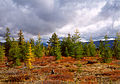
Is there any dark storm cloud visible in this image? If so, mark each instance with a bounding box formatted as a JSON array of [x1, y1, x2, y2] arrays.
[[99, 0, 120, 19], [0, 0, 120, 41], [0, 0, 74, 36]]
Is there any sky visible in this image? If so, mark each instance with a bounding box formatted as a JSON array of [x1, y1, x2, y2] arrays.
[[0, 0, 120, 42]]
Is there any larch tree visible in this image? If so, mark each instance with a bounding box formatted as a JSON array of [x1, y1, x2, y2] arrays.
[[25, 41, 34, 69]]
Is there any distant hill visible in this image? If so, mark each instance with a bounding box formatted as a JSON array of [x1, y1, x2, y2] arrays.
[[1, 40, 115, 48], [86, 40, 114, 48], [43, 40, 115, 48]]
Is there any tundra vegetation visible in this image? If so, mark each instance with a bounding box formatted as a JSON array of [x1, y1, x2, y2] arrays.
[[0, 28, 120, 83]]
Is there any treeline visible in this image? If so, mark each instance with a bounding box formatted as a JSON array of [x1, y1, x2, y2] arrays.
[[0, 28, 120, 68]]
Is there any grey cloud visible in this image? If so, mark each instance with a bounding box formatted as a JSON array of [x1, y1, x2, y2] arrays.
[[0, 0, 73, 36], [0, 0, 119, 41], [99, 0, 120, 19]]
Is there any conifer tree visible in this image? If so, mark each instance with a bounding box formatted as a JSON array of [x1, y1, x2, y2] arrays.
[[61, 33, 74, 57], [88, 36, 96, 56], [65, 47, 69, 57], [83, 43, 90, 56], [18, 30, 26, 61], [9, 38, 21, 66], [72, 29, 83, 58], [55, 38, 62, 60], [34, 33, 43, 58], [116, 32, 120, 59], [102, 35, 112, 63], [99, 40, 104, 57], [30, 38, 35, 56], [113, 32, 120, 59], [0, 45, 5, 63], [48, 33, 61, 60], [4, 28, 11, 61], [72, 29, 80, 43], [46, 43, 51, 56], [30, 38, 35, 49], [74, 42, 84, 59], [25, 41, 34, 69]]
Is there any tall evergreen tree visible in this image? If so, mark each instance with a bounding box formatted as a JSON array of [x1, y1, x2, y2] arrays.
[[30, 38, 35, 49], [48, 33, 61, 60], [55, 37, 62, 60], [34, 33, 43, 58], [64, 47, 69, 57], [116, 32, 120, 59], [18, 30, 26, 62], [113, 32, 120, 59], [46, 44, 51, 56], [102, 35, 112, 63], [72, 29, 83, 58], [88, 36, 96, 56], [99, 40, 104, 57], [61, 33, 74, 57], [4, 28, 11, 61], [9, 38, 21, 66], [0, 45, 5, 63], [74, 42, 84, 59], [83, 43, 90, 56]]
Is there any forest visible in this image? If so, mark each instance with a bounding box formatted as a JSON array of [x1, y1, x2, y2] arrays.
[[0, 28, 120, 83]]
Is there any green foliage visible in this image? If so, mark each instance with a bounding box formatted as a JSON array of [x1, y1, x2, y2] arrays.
[[30, 38, 35, 49], [65, 47, 69, 57], [99, 40, 104, 57], [72, 29, 83, 59], [4, 28, 11, 61], [48, 33, 62, 60], [34, 34, 43, 58], [61, 33, 74, 57], [76, 63, 82, 67], [102, 35, 112, 63], [18, 30, 26, 62], [3, 28, 120, 65], [9, 38, 21, 66], [77, 68, 82, 73], [113, 32, 120, 59], [83, 43, 90, 56], [0, 45, 5, 63], [61, 29, 83, 59], [74, 42, 84, 59], [34, 44, 43, 58], [88, 36, 96, 56]]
